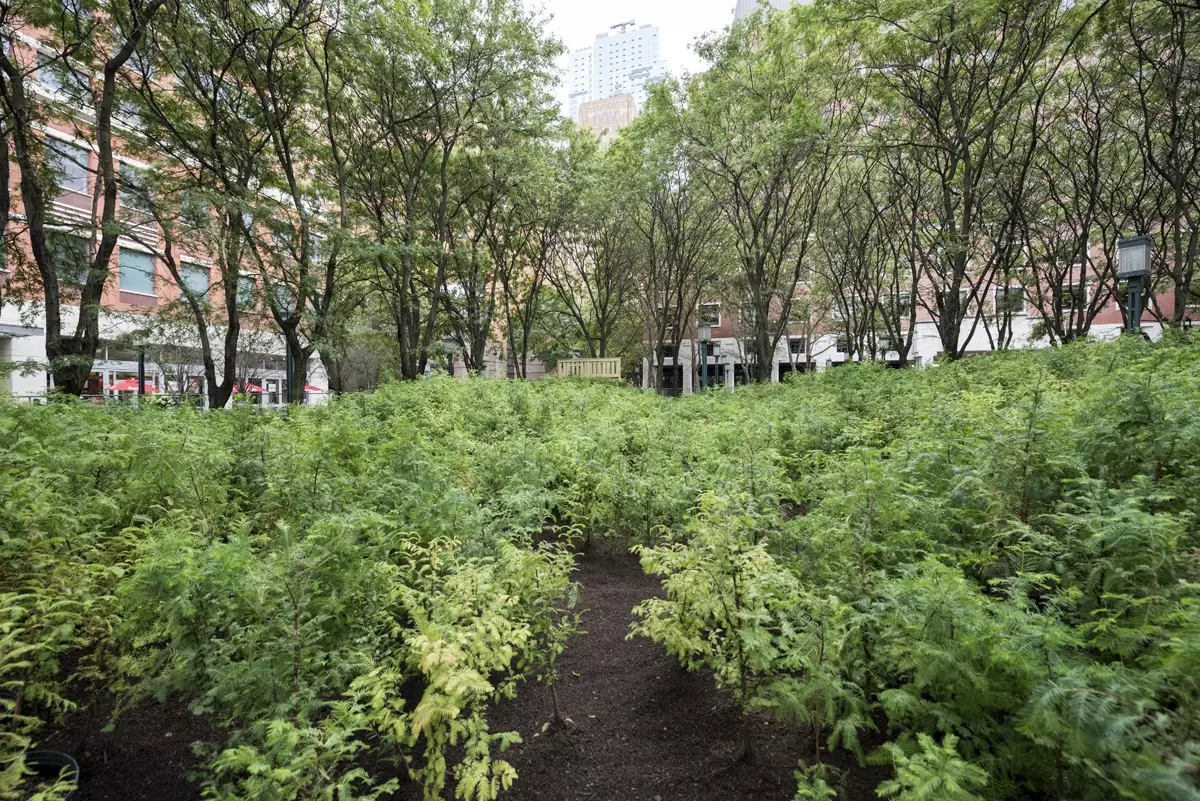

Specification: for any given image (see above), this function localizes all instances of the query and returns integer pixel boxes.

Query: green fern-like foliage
[876,734,989,801]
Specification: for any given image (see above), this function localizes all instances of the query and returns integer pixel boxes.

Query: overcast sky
[526,0,738,113]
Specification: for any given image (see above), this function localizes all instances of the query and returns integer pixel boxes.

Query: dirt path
[47,546,882,801]
[488,547,882,801]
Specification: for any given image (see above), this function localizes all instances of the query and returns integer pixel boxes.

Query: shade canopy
[108,378,159,393]
[235,383,266,393]
[304,384,323,392]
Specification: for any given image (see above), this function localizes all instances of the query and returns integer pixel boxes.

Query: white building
[567,48,594,122]
[0,301,329,406]
[567,21,667,119]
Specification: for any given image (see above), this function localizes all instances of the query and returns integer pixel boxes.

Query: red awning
[304,385,323,392]
[235,383,266,393]
[108,378,159,393]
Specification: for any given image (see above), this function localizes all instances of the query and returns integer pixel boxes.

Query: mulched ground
[37,693,215,801]
[38,545,885,800]
[485,544,887,801]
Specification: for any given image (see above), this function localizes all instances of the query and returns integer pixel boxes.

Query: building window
[119,248,155,295]
[49,233,89,285]
[119,163,153,213]
[1061,282,1088,312]
[1187,286,1200,312]
[897,292,913,317]
[237,275,256,309]
[61,0,91,19]
[994,285,1025,315]
[836,335,849,353]
[181,262,210,297]
[273,283,295,314]
[181,196,210,230]
[37,53,89,101]
[789,337,806,355]
[37,53,64,93]
[47,138,89,194]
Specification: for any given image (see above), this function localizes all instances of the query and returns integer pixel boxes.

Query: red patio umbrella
[108,378,159,393]
[235,383,266,393]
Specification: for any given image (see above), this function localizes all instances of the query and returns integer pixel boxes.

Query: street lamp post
[443,336,458,378]
[698,323,712,391]
[1118,236,1153,334]
[131,329,151,401]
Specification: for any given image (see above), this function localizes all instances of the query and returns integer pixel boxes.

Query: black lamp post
[131,329,151,400]
[698,323,712,390]
[443,336,458,378]
[1118,236,1153,333]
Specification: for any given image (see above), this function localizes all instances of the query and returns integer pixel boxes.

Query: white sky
[526,0,737,115]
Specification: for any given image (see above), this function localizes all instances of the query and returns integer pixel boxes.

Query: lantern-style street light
[698,323,712,390]
[443,336,459,378]
[1118,236,1153,333]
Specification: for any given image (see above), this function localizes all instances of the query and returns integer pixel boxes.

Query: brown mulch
[486,545,887,801]
[37,545,886,801]
[37,693,214,801]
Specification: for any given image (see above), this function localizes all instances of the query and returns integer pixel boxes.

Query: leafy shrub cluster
[634,337,1200,801]
[2,337,1199,801]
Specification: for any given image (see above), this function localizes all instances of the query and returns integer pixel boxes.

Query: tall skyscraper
[734,0,793,20]
[567,21,667,121]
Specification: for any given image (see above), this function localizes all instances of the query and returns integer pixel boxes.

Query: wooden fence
[554,358,622,380]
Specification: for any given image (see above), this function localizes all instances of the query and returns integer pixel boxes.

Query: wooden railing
[554,358,622,379]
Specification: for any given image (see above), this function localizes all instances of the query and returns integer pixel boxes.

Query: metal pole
[1127,276,1143,333]
[701,340,708,390]
[137,345,145,398]
[447,349,454,378]
[285,341,294,404]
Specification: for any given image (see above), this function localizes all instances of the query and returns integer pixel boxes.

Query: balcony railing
[554,357,622,380]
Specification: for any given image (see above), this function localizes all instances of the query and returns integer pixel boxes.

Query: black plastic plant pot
[24,750,81,800]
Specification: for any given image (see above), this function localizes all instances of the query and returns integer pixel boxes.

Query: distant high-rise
[567,20,667,121]
[578,95,637,145]
[734,0,794,20]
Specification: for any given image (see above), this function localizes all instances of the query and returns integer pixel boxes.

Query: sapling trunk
[734,715,756,764]
[812,714,822,764]
[549,683,571,730]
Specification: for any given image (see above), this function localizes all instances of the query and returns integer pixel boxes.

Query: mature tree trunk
[0,0,166,395]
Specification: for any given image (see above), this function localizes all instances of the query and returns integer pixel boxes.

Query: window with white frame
[36,53,65,93]
[119,163,153,213]
[119,248,155,295]
[236,275,256,309]
[180,262,210,298]
[49,232,89,285]
[36,52,89,101]
[47,138,89,195]
[994,285,1025,315]
[1061,281,1088,312]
